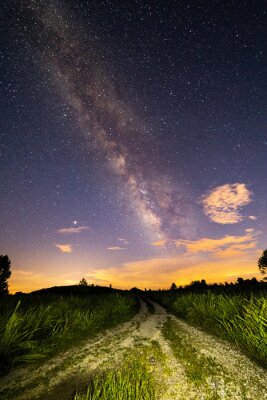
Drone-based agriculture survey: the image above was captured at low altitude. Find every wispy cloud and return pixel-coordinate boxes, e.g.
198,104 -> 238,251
58,226 -> 89,234
118,238 -> 129,244
93,231 -> 260,289
107,246 -> 125,251
152,239 -> 167,247
9,270 -> 85,294
174,232 -> 256,255
201,183 -> 253,224
152,231 -> 257,257
55,243 -> 73,253
92,251 -> 261,290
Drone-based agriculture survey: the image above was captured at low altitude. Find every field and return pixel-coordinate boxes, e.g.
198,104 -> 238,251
0,286 -> 138,376
148,287 -> 267,368
0,282 -> 266,400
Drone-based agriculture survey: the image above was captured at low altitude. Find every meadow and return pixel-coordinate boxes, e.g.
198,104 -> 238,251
0,286 -> 138,376
1,282 -> 267,399
148,282 -> 267,368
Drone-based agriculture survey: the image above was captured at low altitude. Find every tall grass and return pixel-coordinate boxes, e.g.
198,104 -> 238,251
0,292 -> 137,375
150,291 -> 267,367
73,361 -> 154,400
73,347 -> 157,400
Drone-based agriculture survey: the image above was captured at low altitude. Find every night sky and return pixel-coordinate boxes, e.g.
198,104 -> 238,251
1,0 -> 266,292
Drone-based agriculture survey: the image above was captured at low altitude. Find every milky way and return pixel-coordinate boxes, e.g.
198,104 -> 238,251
2,0 -> 266,292
20,0 -> 193,239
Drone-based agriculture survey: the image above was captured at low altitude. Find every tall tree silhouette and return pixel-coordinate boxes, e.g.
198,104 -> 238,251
258,249 -> 267,275
0,255 -> 11,294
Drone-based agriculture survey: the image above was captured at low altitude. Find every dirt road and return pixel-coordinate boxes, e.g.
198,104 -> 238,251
0,298 -> 266,400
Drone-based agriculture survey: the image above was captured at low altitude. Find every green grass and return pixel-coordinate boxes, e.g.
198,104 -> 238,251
73,345 -> 159,400
149,291 -> 267,368
163,317 -> 223,387
162,317 -> 255,399
0,292 -> 138,375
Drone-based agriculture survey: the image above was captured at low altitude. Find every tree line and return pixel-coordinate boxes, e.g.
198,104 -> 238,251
0,249 -> 267,295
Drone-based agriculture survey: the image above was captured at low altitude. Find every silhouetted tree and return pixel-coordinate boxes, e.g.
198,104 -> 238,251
170,282 -> 177,290
0,255 -> 11,295
78,277 -> 88,286
258,250 -> 267,275
130,287 -> 140,292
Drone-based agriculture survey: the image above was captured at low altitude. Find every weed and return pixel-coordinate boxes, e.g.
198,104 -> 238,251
0,292 -> 138,375
73,345 -> 160,400
150,291 -> 267,367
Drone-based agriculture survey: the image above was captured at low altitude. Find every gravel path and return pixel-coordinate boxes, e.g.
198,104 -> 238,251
0,298 -> 266,400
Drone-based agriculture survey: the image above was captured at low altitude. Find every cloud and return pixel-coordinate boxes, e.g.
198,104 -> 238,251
91,230 -> 261,289
9,270 -> 83,293
10,231 -> 261,293
152,231 -> 257,254
201,183 -> 253,224
92,250 -> 261,290
58,226 -> 89,234
55,244 -> 73,253
107,246 -> 125,251
118,238 -> 129,244
174,232 -> 256,255
152,239 -> 168,247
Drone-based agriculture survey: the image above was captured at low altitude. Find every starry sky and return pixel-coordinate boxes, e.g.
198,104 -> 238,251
1,0 -> 266,292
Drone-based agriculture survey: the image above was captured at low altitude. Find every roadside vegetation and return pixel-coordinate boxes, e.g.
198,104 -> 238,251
73,343 -> 160,400
0,286 -> 138,376
162,317 -> 228,398
148,279 -> 267,368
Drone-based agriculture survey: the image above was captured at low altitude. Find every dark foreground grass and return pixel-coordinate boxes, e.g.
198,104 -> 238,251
150,291 -> 267,368
0,290 -> 138,375
73,344 -> 159,400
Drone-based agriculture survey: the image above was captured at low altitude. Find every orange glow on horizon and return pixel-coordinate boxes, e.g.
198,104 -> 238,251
9,256 -> 263,293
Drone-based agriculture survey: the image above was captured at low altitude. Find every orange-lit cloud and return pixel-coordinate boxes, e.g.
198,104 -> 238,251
152,239 -> 168,247
10,231 -> 262,293
152,231 -> 257,255
93,231 -> 261,289
55,243 -> 73,253
107,231 -> 260,288
201,183 -> 253,224
9,270 -> 79,293
107,246 -> 125,251
9,269 -> 111,294
10,246 -> 262,293
91,250 -> 261,290
174,232 -> 257,254
58,226 -> 89,234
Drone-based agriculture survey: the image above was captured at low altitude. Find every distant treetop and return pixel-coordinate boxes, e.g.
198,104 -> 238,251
78,277 -> 88,286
